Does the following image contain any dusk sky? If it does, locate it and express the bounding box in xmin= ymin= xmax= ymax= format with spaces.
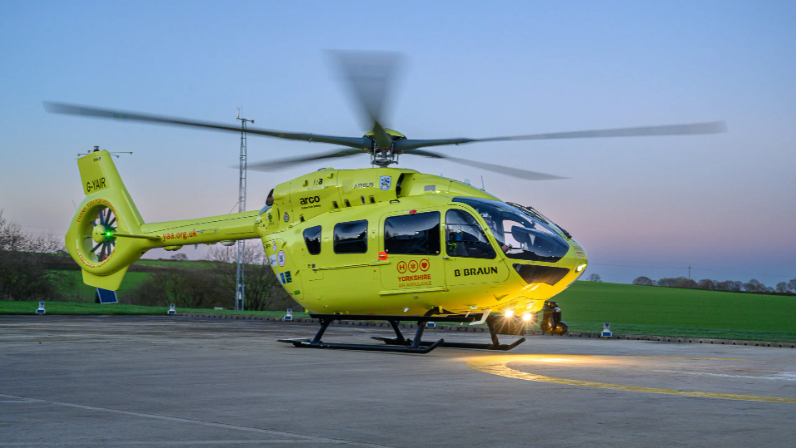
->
xmin=1 ymin=1 xmax=794 ymax=285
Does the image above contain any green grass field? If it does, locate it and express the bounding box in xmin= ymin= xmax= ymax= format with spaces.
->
xmin=3 ymin=281 xmax=795 ymax=342
xmin=554 ymin=281 xmax=796 ymax=342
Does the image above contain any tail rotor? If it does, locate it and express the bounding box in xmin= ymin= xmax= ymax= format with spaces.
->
xmin=88 ymin=207 xmax=117 ymax=262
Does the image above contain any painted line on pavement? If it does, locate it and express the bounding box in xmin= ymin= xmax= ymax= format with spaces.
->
xmin=0 ymin=393 xmax=392 ymax=447
xmin=466 ymin=355 xmax=796 ymax=404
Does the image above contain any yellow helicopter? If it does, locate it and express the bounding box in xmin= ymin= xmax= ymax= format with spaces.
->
xmin=48 ymin=53 xmax=726 ymax=353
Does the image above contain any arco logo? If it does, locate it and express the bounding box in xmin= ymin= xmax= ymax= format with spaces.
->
xmin=299 ymin=195 xmax=321 ymax=205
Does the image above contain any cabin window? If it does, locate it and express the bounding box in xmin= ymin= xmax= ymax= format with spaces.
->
xmin=303 ymin=225 xmax=321 ymax=255
xmin=333 ymin=220 xmax=368 ymax=254
xmin=384 ymin=211 xmax=440 ymax=255
xmin=445 ymin=209 xmax=496 ymax=259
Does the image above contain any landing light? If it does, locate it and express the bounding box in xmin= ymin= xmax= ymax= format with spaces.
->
xmin=522 ymin=313 xmax=532 ymax=322
xmin=504 ymin=309 xmax=514 ymax=318
xmin=576 ymin=264 xmax=586 ymax=272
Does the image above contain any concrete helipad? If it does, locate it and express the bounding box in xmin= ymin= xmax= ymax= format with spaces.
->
xmin=1 ymin=315 xmax=794 ymax=447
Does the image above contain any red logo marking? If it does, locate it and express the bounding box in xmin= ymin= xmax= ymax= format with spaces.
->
xmin=408 ymin=260 xmax=419 ymax=273
xmin=397 ymin=261 xmax=407 ymax=273
xmin=419 ymin=259 xmax=430 ymax=272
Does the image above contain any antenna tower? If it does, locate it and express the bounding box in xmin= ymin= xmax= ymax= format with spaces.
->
xmin=235 ymin=108 xmax=254 ymax=311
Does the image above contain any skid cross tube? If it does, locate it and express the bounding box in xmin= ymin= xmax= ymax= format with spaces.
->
xmin=376 ymin=315 xmax=525 ymax=351
xmin=278 ymin=312 xmax=525 ymax=354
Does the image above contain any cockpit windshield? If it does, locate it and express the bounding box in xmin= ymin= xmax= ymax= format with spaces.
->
xmin=452 ymin=197 xmax=570 ymax=263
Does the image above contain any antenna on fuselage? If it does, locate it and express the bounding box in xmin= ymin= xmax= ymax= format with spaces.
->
xmin=76 ymin=146 xmax=132 ymax=159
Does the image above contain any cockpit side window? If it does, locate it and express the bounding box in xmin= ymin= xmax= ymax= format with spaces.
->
xmin=445 ymin=209 xmax=496 ymax=259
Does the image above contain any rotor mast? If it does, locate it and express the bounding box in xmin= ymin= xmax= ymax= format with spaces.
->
xmin=235 ymin=108 xmax=253 ymax=311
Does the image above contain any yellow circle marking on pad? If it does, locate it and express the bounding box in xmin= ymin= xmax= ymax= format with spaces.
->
xmin=466 ymin=355 xmax=796 ymax=404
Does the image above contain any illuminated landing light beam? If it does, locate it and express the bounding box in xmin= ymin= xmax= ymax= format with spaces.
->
xmin=466 ymin=355 xmax=796 ymax=404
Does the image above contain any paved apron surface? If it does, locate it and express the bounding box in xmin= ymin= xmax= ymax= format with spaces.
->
xmin=1 ymin=315 xmax=794 ymax=447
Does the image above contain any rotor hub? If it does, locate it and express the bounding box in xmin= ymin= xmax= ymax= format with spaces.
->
xmin=92 ymin=224 xmax=114 ymax=243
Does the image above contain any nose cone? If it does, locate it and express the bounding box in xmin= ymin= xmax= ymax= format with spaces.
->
xmin=569 ymin=239 xmax=588 ymax=276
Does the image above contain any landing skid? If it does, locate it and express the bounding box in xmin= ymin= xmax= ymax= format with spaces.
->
xmin=372 ymin=337 xmax=525 ymax=351
xmin=278 ymin=313 xmax=525 ymax=354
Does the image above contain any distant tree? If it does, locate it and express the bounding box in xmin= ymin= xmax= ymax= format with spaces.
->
xmin=714 ymin=280 xmax=742 ymax=292
xmin=775 ymin=282 xmax=788 ymax=294
xmin=789 ymin=278 xmax=796 ymax=293
xmin=130 ymin=268 xmax=231 ymax=308
xmin=655 ymin=277 xmax=698 ymax=289
xmin=697 ymin=279 xmax=715 ymax=290
xmin=675 ymin=277 xmax=698 ymax=289
xmin=657 ymin=277 xmax=677 ymax=287
xmin=205 ymin=245 xmax=296 ymax=311
xmin=170 ymin=253 xmax=188 ymax=261
xmin=0 ymin=211 xmax=66 ymax=301
xmin=744 ymin=279 xmax=767 ymax=293
xmin=587 ymin=273 xmax=602 ymax=282
xmin=632 ymin=276 xmax=654 ymax=286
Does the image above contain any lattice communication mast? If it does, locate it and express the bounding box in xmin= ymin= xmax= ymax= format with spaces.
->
xmin=235 ymin=109 xmax=254 ymax=311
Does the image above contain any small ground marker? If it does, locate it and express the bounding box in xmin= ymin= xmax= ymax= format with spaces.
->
xmin=601 ymin=322 xmax=612 ymax=338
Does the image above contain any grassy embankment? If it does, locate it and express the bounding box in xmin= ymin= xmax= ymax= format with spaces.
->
xmin=3 ymin=278 xmax=795 ymax=342
xmin=556 ymin=281 xmax=796 ymax=342
xmin=50 ymin=258 xmax=217 ymax=302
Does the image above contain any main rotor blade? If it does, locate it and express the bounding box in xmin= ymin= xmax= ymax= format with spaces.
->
xmin=404 ymin=149 xmax=566 ymax=181
xmin=247 ymin=148 xmax=365 ymax=172
xmin=44 ymin=102 xmax=368 ymax=149
xmin=329 ymin=51 xmax=404 ymax=149
xmin=395 ymin=121 xmax=728 ymax=151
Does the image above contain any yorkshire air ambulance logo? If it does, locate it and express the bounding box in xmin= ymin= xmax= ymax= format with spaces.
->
xmin=380 ymin=175 xmax=392 ymax=191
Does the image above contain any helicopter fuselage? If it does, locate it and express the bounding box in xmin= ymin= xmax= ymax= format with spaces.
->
xmin=65 ymin=151 xmax=586 ymax=319
xmin=260 ymin=167 xmax=588 ymax=316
